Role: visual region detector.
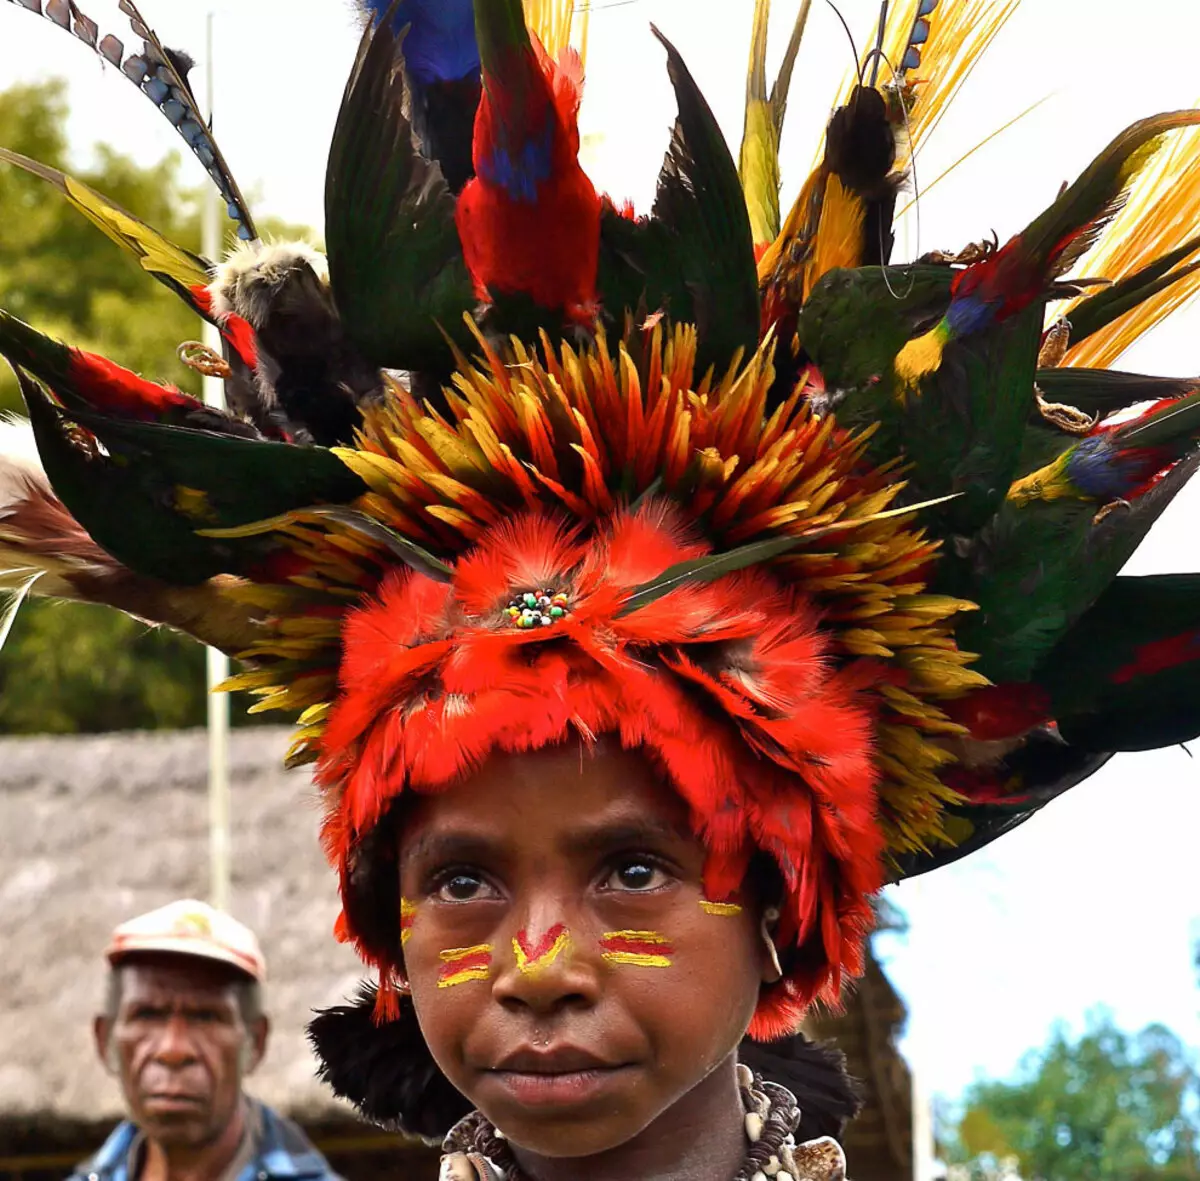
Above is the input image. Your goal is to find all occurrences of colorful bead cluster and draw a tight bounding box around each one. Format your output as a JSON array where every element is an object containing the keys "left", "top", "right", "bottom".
[{"left": 506, "top": 589, "right": 569, "bottom": 629}]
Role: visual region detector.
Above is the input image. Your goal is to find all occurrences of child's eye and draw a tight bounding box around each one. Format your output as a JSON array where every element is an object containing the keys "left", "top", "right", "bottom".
[
  {"left": 434, "top": 871, "right": 498, "bottom": 903},
  {"left": 603, "top": 857, "right": 671, "bottom": 893}
]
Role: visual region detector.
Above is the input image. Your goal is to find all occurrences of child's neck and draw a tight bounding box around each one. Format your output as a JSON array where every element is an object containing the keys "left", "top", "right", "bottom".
[{"left": 510, "top": 1055, "right": 746, "bottom": 1181}]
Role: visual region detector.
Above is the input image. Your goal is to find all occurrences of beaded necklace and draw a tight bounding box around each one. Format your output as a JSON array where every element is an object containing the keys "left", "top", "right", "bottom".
[{"left": 439, "top": 1066, "right": 848, "bottom": 1181}]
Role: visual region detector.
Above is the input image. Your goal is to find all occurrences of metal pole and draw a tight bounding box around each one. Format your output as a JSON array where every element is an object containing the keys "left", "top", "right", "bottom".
[{"left": 202, "top": 10, "right": 232, "bottom": 913}]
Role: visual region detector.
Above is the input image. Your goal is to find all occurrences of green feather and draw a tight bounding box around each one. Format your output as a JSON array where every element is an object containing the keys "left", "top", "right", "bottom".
[
  {"left": 1033, "top": 574, "right": 1200, "bottom": 752},
  {"left": 597, "top": 29, "right": 759, "bottom": 379},
  {"left": 1066, "top": 233, "right": 1200, "bottom": 345},
  {"left": 1034, "top": 368, "right": 1197, "bottom": 420},
  {"left": 325, "top": 13, "right": 474, "bottom": 375},
  {"left": 1021, "top": 110, "right": 1200, "bottom": 275},
  {"left": 616, "top": 533, "right": 809, "bottom": 617},
  {"left": 473, "top": 0, "right": 530, "bottom": 62},
  {"left": 20, "top": 373, "right": 366, "bottom": 585},
  {"left": 946, "top": 453, "right": 1200, "bottom": 681}
]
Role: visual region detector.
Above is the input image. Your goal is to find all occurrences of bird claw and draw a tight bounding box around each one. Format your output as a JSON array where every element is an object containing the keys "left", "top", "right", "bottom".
[
  {"left": 1037, "top": 319, "right": 1072, "bottom": 369},
  {"left": 177, "top": 341, "right": 232, "bottom": 380},
  {"left": 918, "top": 232, "right": 999, "bottom": 267},
  {"left": 1092, "top": 498, "right": 1132, "bottom": 526},
  {"left": 1035, "top": 386, "right": 1098, "bottom": 435}
]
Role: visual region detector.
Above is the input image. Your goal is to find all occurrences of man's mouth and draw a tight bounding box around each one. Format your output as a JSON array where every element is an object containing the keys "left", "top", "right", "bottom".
[{"left": 142, "top": 1093, "right": 207, "bottom": 1112}]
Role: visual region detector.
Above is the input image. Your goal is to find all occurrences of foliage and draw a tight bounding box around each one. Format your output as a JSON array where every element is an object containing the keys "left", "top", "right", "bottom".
[
  {"left": 941, "top": 1012, "right": 1200, "bottom": 1181},
  {"left": 0, "top": 79, "right": 309, "bottom": 733}
]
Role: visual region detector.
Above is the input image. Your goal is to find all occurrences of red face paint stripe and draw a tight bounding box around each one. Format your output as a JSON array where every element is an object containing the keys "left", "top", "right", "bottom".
[
  {"left": 437, "top": 944, "right": 494, "bottom": 988},
  {"left": 400, "top": 898, "right": 417, "bottom": 946},
  {"left": 513, "top": 923, "right": 570, "bottom": 973},
  {"left": 600, "top": 930, "right": 674, "bottom": 968}
]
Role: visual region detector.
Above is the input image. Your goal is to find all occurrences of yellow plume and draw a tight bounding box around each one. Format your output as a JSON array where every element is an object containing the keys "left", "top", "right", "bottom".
[
  {"left": 810, "top": 174, "right": 866, "bottom": 290},
  {"left": 524, "top": 0, "right": 588, "bottom": 62},
  {"left": 1056, "top": 121, "right": 1200, "bottom": 369},
  {"left": 739, "top": 0, "right": 814, "bottom": 250}
]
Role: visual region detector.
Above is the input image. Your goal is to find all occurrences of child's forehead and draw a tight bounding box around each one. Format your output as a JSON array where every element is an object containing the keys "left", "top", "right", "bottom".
[{"left": 399, "top": 744, "right": 698, "bottom": 860}]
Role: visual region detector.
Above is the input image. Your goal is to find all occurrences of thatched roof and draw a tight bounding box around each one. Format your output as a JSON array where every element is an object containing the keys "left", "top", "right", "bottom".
[{"left": 0, "top": 726, "right": 363, "bottom": 1130}]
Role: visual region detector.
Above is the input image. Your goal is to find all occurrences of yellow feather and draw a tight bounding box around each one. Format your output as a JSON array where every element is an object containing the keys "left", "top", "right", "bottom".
[
  {"left": 1057, "top": 121, "right": 1200, "bottom": 369},
  {"left": 807, "top": 174, "right": 866, "bottom": 299},
  {"left": 523, "top": 0, "right": 588, "bottom": 61}
]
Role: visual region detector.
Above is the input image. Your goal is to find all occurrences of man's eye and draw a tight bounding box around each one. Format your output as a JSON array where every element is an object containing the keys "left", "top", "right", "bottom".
[
  {"left": 435, "top": 872, "right": 496, "bottom": 902},
  {"left": 605, "top": 859, "right": 670, "bottom": 892}
]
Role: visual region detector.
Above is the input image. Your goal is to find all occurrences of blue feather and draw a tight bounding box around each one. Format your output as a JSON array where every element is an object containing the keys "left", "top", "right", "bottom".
[{"left": 362, "top": 0, "right": 480, "bottom": 87}]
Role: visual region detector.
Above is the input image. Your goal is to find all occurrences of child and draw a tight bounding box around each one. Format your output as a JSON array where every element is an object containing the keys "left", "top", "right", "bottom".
[{"left": 4, "top": 0, "right": 1200, "bottom": 1177}]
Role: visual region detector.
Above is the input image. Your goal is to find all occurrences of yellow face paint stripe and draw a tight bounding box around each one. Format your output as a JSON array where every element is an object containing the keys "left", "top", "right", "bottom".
[
  {"left": 400, "top": 898, "right": 417, "bottom": 946},
  {"left": 437, "top": 944, "right": 493, "bottom": 988},
  {"left": 699, "top": 900, "right": 744, "bottom": 917}
]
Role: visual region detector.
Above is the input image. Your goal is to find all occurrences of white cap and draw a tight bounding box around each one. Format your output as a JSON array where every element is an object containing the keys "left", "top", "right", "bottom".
[{"left": 105, "top": 899, "right": 266, "bottom": 982}]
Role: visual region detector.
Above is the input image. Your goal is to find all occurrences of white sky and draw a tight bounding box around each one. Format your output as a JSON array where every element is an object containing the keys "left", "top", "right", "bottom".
[{"left": 4, "top": 0, "right": 1200, "bottom": 1102}]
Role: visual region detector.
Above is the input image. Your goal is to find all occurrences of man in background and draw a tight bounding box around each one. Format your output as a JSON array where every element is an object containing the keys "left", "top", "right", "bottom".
[{"left": 69, "top": 901, "right": 342, "bottom": 1181}]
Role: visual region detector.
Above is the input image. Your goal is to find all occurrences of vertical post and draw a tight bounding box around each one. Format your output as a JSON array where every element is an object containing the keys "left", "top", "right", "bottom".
[
  {"left": 906, "top": 877, "right": 937, "bottom": 1181},
  {"left": 202, "top": 10, "right": 232, "bottom": 914}
]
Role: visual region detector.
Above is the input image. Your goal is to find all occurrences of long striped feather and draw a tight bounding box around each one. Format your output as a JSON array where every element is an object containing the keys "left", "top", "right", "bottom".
[{"left": 3, "top": 0, "right": 256, "bottom": 240}]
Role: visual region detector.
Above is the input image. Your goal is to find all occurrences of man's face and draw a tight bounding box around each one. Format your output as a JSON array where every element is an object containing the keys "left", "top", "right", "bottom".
[
  {"left": 399, "top": 744, "right": 772, "bottom": 1163},
  {"left": 95, "top": 959, "right": 264, "bottom": 1150}
]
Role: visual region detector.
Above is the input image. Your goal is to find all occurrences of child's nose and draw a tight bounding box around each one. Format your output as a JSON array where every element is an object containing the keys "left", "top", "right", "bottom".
[{"left": 492, "top": 917, "right": 600, "bottom": 1014}]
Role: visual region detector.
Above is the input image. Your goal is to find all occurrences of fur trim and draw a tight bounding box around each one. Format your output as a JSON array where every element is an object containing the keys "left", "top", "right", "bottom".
[{"left": 0, "top": 414, "right": 46, "bottom": 512}]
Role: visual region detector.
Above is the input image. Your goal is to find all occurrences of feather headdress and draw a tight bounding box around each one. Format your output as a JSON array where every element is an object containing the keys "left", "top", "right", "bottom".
[{"left": 5, "top": 0, "right": 1200, "bottom": 1134}]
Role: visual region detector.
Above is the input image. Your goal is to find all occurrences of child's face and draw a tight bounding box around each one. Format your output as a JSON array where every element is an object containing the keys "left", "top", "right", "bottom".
[{"left": 397, "top": 744, "right": 771, "bottom": 1159}]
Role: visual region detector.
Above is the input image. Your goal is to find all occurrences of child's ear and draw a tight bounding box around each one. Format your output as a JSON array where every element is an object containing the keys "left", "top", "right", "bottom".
[{"left": 759, "top": 906, "right": 783, "bottom": 985}]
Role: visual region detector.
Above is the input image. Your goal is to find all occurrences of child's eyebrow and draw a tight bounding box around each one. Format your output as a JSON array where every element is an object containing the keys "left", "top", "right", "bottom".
[
  {"left": 560, "top": 818, "right": 689, "bottom": 858},
  {"left": 400, "top": 817, "right": 689, "bottom": 870}
]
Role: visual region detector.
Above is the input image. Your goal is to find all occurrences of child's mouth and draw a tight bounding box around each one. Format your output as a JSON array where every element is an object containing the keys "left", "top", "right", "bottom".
[{"left": 485, "top": 1045, "right": 634, "bottom": 1107}]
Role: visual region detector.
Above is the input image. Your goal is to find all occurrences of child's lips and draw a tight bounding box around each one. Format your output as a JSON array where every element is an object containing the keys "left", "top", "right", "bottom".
[{"left": 483, "top": 1044, "right": 635, "bottom": 1107}]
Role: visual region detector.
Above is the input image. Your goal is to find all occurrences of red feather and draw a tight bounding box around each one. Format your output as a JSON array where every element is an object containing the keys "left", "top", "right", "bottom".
[{"left": 456, "top": 41, "right": 601, "bottom": 317}]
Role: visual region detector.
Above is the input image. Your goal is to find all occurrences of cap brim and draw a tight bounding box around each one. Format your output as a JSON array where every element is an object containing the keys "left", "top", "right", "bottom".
[{"left": 106, "top": 934, "right": 265, "bottom": 982}]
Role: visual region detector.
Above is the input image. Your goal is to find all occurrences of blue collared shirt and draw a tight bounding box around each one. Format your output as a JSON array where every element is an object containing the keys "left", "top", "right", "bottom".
[{"left": 68, "top": 1100, "right": 341, "bottom": 1181}]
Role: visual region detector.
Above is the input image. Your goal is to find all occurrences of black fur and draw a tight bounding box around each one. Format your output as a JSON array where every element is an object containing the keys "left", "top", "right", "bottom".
[
  {"left": 308, "top": 982, "right": 471, "bottom": 1142},
  {"left": 740, "top": 1033, "right": 863, "bottom": 1142}
]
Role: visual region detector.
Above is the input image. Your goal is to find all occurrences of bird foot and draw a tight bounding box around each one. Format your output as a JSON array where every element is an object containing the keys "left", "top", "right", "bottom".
[
  {"left": 177, "top": 341, "right": 232, "bottom": 380},
  {"left": 1092, "top": 498, "right": 1132, "bottom": 526},
  {"left": 1035, "top": 387, "right": 1098, "bottom": 435},
  {"left": 918, "top": 232, "right": 999, "bottom": 267},
  {"left": 1037, "top": 319, "right": 1072, "bottom": 369}
]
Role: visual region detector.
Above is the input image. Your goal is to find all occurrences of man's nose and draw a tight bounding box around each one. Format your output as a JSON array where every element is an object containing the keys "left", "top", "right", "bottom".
[
  {"left": 491, "top": 914, "right": 601, "bottom": 1015},
  {"left": 151, "top": 1014, "right": 200, "bottom": 1065}
]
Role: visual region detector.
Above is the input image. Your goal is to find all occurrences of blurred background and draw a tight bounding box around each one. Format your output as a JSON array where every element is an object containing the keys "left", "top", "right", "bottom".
[{"left": 2, "top": 1, "right": 1200, "bottom": 1179}]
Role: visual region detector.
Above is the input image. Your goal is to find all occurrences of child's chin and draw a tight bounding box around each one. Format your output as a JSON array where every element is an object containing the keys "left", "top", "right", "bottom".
[{"left": 473, "top": 1068, "right": 651, "bottom": 1157}]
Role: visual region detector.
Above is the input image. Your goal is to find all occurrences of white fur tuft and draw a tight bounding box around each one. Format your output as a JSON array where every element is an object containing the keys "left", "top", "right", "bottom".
[
  {"left": 208, "top": 239, "right": 330, "bottom": 327},
  {"left": 0, "top": 415, "right": 48, "bottom": 515}
]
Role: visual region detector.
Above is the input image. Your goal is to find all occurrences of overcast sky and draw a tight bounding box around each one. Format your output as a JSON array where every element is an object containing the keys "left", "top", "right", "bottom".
[{"left": 3, "top": 0, "right": 1200, "bottom": 1101}]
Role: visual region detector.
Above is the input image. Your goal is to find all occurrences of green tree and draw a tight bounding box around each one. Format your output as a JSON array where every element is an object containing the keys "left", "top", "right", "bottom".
[
  {"left": 942, "top": 1012, "right": 1200, "bottom": 1181},
  {"left": 0, "top": 79, "right": 306, "bottom": 733}
]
